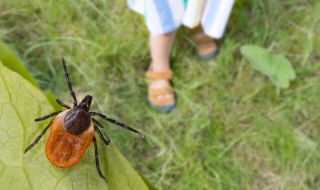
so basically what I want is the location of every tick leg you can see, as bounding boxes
[24,120,52,153]
[90,112,143,137]
[56,98,71,109]
[61,57,78,107]
[34,111,61,122]
[94,126,111,145]
[93,119,111,145]
[93,136,106,180]
[92,118,103,128]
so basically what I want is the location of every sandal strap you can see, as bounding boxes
[149,86,173,96]
[192,32,213,44]
[148,86,175,106]
[146,70,173,80]
[197,41,217,52]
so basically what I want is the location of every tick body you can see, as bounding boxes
[24,57,142,179]
[45,110,94,168]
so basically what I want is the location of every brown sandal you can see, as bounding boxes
[190,27,219,60]
[146,69,176,112]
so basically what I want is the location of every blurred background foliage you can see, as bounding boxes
[1,0,320,189]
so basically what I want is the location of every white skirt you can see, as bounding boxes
[127,0,235,39]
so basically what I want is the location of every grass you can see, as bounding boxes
[1,0,320,189]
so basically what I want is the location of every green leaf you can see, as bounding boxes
[0,41,38,87]
[0,62,150,190]
[0,41,60,111]
[104,144,150,190]
[44,91,63,111]
[240,45,296,89]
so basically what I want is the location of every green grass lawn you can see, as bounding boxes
[1,0,320,189]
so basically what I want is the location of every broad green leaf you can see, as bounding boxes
[0,41,60,111]
[0,62,150,190]
[45,91,63,111]
[240,45,296,89]
[0,41,38,87]
[104,144,149,190]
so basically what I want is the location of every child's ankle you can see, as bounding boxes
[150,62,170,72]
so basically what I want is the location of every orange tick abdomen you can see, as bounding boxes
[45,110,94,168]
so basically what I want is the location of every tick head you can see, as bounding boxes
[78,95,92,111]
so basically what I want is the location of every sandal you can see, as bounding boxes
[146,69,176,113]
[191,28,219,60]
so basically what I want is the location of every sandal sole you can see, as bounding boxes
[148,102,176,113]
[198,48,220,60]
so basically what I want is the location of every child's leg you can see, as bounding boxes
[149,31,176,89]
[149,31,176,72]
[146,31,176,112]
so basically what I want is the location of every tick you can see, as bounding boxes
[24,57,142,179]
